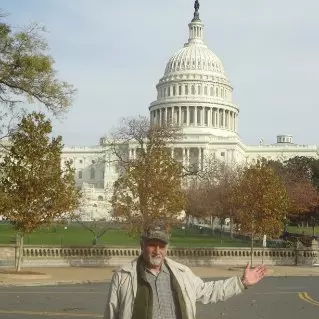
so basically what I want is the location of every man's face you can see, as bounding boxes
[142,239,168,267]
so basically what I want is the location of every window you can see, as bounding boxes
[98,196,104,201]
[198,86,201,95]
[168,87,171,97]
[210,87,214,96]
[204,86,208,95]
[78,171,83,179]
[197,108,201,125]
[173,86,176,96]
[191,85,195,95]
[182,108,187,124]
[179,86,182,95]
[79,159,83,164]
[90,168,95,180]
[92,160,95,164]
[185,85,189,95]
[221,152,225,157]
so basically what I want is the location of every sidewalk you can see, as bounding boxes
[1,265,319,286]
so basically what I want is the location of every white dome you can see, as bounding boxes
[164,45,225,76]
[149,3,239,139]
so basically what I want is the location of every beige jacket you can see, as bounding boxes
[104,257,245,319]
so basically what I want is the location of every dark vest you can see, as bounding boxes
[131,256,188,319]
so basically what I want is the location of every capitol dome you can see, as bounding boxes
[164,45,226,78]
[149,1,239,138]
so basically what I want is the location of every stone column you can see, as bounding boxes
[207,108,211,127]
[182,148,186,167]
[195,106,198,126]
[201,148,205,170]
[201,107,204,126]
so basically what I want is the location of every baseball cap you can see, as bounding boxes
[141,223,169,244]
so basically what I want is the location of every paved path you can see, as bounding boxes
[0,277,319,319]
[1,265,319,286]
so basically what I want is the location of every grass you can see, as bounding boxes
[287,226,319,236]
[0,223,251,248]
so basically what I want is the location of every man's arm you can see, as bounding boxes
[103,272,120,319]
[191,262,266,304]
[192,273,245,304]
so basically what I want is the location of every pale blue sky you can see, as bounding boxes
[3,0,319,146]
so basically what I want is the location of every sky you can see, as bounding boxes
[3,0,319,147]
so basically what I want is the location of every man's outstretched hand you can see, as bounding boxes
[241,262,266,288]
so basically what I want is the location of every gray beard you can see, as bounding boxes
[149,255,163,266]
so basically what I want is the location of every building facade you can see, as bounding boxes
[63,2,318,219]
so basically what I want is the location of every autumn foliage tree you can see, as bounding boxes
[0,112,80,271]
[267,158,319,227]
[233,161,289,264]
[110,116,186,234]
[185,158,241,238]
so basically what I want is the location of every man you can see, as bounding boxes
[104,223,266,319]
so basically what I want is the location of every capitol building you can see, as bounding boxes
[63,2,318,220]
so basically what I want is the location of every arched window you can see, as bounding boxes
[173,86,176,96]
[198,86,201,95]
[179,85,182,95]
[204,86,208,95]
[185,85,189,95]
[78,171,83,179]
[191,85,195,95]
[210,87,214,96]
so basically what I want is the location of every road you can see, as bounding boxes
[0,277,318,318]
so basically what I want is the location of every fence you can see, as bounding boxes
[0,241,318,268]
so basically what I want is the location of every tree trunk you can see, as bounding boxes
[250,231,254,267]
[230,217,234,239]
[220,223,223,244]
[16,234,24,272]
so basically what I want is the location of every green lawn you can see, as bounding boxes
[287,226,319,236]
[0,224,251,248]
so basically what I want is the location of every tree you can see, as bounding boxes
[110,116,186,234]
[0,19,75,141]
[267,158,319,227]
[233,161,289,265]
[185,158,242,239]
[0,112,80,271]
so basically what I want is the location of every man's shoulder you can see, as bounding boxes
[113,258,138,275]
[165,257,191,273]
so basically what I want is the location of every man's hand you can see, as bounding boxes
[241,262,266,288]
